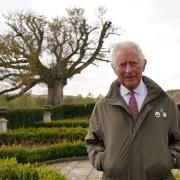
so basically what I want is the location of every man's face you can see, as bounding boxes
[113,46,146,90]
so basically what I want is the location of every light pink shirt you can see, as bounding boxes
[119,80,148,111]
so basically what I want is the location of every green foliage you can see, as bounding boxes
[0,94,46,109]
[4,103,94,129]
[0,127,86,145]
[5,108,43,129]
[34,119,89,128]
[51,103,94,120]
[0,158,66,180]
[0,93,97,109]
[74,94,95,104]
[0,141,87,163]
[166,89,175,96]
[36,165,66,180]
[0,96,8,107]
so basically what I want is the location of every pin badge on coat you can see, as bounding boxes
[155,111,161,118]
[162,112,167,118]
[155,109,167,118]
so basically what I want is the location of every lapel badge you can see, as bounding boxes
[155,111,161,118]
[162,112,167,118]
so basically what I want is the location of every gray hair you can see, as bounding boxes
[111,41,145,69]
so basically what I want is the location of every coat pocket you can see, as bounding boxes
[143,144,174,178]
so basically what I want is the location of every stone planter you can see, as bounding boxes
[0,107,8,132]
[43,105,51,123]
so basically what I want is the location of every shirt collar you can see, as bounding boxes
[120,79,146,97]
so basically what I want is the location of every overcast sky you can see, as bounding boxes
[0,0,180,97]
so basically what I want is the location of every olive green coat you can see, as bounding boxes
[85,76,180,180]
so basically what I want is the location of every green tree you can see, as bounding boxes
[0,8,120,105]
[0,94,46,108]
[166,89,175,96]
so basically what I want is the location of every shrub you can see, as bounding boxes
[4,103,94,129]
[5,108,43,129]
[51,103,94,120]
[0,127,87,145]
[0,158,66,180]
[0,141,87,163]
[34,119,89,128]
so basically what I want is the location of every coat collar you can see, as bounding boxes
[120,79,146,97]
[105,76,167,107]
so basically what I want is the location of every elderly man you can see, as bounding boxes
[85,41,180,180]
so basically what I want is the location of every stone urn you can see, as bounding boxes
[43,105,51,122]
[0,107,8,132]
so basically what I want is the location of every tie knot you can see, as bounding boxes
[129,91,135,96]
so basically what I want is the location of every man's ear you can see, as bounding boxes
[112,64,118,75]
[142,59,147,71]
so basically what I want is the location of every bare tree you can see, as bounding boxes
[0,8,120,105]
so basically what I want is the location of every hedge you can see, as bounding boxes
[0,127,86,145]
[34,119,89,128]
[51,103,94,120]
[5,103,94,129]
[0,158,66,180]
[5,108,43,129]
[0,141,87,163]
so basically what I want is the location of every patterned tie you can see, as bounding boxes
[128,91,139,122]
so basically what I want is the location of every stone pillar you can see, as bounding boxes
[0,107,8,132]
[43,105,51,122]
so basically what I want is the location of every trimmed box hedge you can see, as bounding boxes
[34,119,89,128]
[0,127,86,145]
[5,103,94,129]
[0,141,87,163]
[5,108,43,129]
[51,103,94,120]
[0,158,66,180]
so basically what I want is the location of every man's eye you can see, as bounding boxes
[119,63,126,68]
[130,62,138,66]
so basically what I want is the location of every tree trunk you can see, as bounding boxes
[46,80,64,105]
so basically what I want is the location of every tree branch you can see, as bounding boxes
[5,80,38,100]
[67,21,112,77]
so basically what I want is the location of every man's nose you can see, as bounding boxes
[125,63,133,73]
